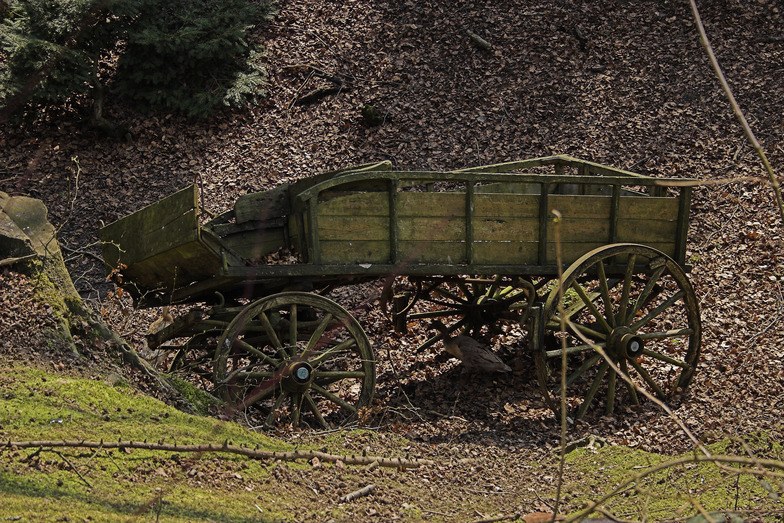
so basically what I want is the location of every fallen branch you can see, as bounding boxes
[340,483,376,502]
[2,440,434,469]
[467,29,492,50]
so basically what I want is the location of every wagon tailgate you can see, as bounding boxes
[99,184,223,293]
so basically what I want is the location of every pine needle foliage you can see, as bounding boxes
[0,0,272,121]
[113,0,272,118]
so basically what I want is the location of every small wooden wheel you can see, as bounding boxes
[214,292,375,429]
[399,275,535,352]
[535,244,701,421]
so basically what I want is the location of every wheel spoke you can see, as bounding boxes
[305,313,333,353]
[432,285,469,304]
[304,392,329,429]
[545,342,605,359]
[265,391,287,427]
[415,317,469,352]
[258,311,282,349]
[235,339,278,366]
[235,370,276,380]
[606,367,617,415]
[618,359,639,405]
[569,321,608,341]
[630,290,686,331]
[618,254,637,325]
[311,383,356,413]
[486,275,504,298]
[577,360,609,420]
[558,289,602,322]
[628,265,666,319]
[242,381,276,406]
[640,348,691,369]
[570,280,612,334]
[313,370,367,384]
[288,304,298,356]
[565,353,602,388]
[409,309,465,320]
[630,358,666,399]
[290,392,303,426]
[638,327,694,340]
[309,338,357,368]
[595,260,616,329]
[456,281,474,301]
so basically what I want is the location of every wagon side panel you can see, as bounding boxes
[472,193,540,264]
[316,191,391,263]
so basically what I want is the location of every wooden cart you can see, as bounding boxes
[100,155,700,427]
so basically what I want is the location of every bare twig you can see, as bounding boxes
[552,209,568,523]
[688,0,784,222]
[2,440,433,469]
[51,449,92,488]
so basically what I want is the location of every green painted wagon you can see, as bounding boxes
[100,155,700,427]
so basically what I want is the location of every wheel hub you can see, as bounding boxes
[282,361,314,392]
[608,326,644,360]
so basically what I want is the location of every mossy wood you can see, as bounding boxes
[99,155,695,307]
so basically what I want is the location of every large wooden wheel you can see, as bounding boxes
[535,244,701,421]
[214,292,375,429]
[394,275,535,352]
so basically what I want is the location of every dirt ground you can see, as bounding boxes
[2,0,783,520]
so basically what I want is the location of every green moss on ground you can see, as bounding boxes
[561,439,783,520]
[0,364,301,522]
[164,373,222,416]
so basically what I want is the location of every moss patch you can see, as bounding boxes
[0,363,308,522]
[164,373,222,416]
[559,438,783,520]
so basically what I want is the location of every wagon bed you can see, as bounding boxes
[101,155,692,306]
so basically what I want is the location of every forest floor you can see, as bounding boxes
[2,0,784,521]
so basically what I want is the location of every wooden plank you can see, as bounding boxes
[398,192,466,217]
[474,193,539,217]
[100,184,199,268]
[474,182,540,194]
[318,216,389,241]
[233,184,291,224]
[318,192,388,216]
[546,218,609,242]
[398,217,465,241]
[399,241,466,264]
[389,179,399,264]
[466,182,475,263]
[675,187,691,264]
[122,240,223,292]
[102,209,201,270]
[616,219,678,243]
[610,185,620,244]
[220,228,287,260]
[618,197,679,220]
[548,195,612,219]
[473,217,539,241]
[472,242,539,264]
[538,183,549,265]
[320,240,390,264]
